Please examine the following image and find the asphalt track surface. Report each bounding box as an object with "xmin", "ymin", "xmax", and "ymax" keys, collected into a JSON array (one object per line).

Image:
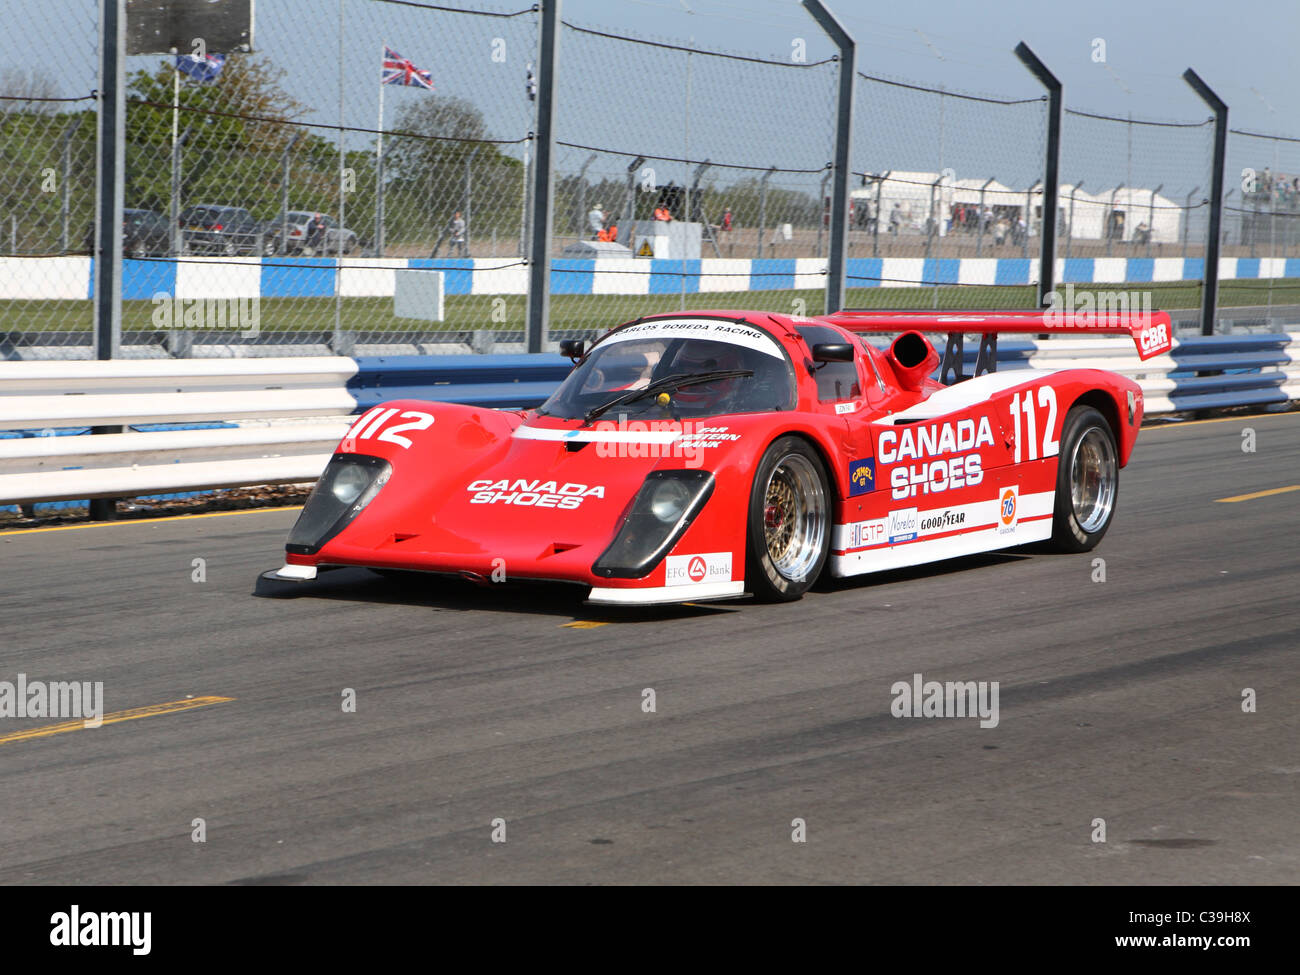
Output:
[{"xmin": 0, "ymin": 412, "xmax": 1297, "ymax": 885}]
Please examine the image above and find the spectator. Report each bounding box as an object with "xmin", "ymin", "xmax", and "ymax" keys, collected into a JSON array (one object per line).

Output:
[
  {"xmin": 305, "ymin": 212, "xmax": 327, "ymax": 254},
  {"xmin": 993, "ymin": 216, "xmax": 1008, "ymax": 246},
  {"xmin": 721, "ymin": 207, "xmax": 733, "ymax": 233},
  {"xmin": 587, "ymin": 203, "xmax": 604, "ymax": 240},
  {"xmin": 888, "ymin": 202, "xmax": 901, "ymax": 236},
  {"xmin": 449, "ymin": 211, "xmax": 467, "ymax": 257},
  {"xmin": 653, "ymin": 204, "xmax": 672, "ymax": 222}
]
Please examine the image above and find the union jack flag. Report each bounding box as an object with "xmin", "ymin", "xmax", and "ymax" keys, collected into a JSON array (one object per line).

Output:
[{"xmin": 382, "ymin": 46, "xmax": 434, "ymax": 89}]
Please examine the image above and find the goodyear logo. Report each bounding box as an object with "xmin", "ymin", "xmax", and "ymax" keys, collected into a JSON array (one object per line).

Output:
[{"xmin": 849, "ymin": 458, "xmax": 875, "ymax": 496}]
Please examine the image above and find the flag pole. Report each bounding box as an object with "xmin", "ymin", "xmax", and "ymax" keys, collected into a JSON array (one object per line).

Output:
[
  {"xmin": 171, "ymin": 50, "xmax": 181, "ymax": 256},
  {"xmin": 375, "ymin": 42, "xmax": 385, "ymax": 257}
]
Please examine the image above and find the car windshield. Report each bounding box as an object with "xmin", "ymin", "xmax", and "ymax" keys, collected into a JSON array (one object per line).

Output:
[{"xmin": 538, "ymin": 322, "xmax": 794, "ymax": 422}]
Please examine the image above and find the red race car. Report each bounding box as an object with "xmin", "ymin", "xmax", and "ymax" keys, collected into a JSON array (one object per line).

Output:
[{"xmin": 265, "ymin": 307, "xmax": 1172, "ymax": 605}]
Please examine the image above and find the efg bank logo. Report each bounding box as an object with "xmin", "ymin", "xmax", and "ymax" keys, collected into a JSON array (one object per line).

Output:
[{"xmin": 50, "ymin": 906, "xmax": 151, "ymax": 955}]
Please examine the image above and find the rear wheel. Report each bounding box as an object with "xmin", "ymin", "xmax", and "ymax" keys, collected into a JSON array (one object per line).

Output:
[
  {"xmin": 745, "ymin": 436, "xmax": 831, "ymax": 602},
  {"xmin": 1049, "ymin": 405, "xmax": 1119, "ymax": 552}
]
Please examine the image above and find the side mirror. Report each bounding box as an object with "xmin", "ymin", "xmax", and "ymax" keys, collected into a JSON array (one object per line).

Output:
[
  {"xmin": 559, "ymin": 339, "xmax": 585, "ymax": 361},
  {"xmin": 811, "ymin": 342, "xmax": 855, "ymax": 363}
]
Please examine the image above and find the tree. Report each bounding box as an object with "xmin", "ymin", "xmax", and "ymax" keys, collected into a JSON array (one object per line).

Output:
[
  {"xmin": 124, "ymin": 54, "xmax": 319, "ymax": 219},
  {"xmin": 382, "ymin": 95, "xmax": 523, "ymax": 249}
]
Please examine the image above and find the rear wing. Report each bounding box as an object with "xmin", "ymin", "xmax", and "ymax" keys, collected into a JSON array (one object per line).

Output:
[{"xmin": 819, "ymin": 309, "xmax": 1173, "ymax": 384}]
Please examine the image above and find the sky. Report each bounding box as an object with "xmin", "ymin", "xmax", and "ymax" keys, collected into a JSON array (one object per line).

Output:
[{"xmin": 3, "ymin": 0, "xmax": 1297, "ymax": 202}]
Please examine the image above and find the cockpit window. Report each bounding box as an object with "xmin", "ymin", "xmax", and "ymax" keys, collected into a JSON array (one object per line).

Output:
[{"xmin": 539, "ymin": 323, "xmax": 795, "ymax": 422}]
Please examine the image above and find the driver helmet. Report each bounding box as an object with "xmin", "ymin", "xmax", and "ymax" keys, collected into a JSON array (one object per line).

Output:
[{"xmin": 670, "ymin": 340, "xmax": 746, "ymax": 410}]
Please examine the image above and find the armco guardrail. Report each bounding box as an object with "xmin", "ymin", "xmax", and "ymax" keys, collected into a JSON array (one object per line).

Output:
[
  {"xmin": 0, "ymin": 358, "xmax": 358, "ymax": 505},
  {"xmin": 348, "ymin": 355, "xmax": 575, "ymax": 411},
  {"xmin": 2, "ymin": 334, "xmax": 1295, "ymax": 508}
]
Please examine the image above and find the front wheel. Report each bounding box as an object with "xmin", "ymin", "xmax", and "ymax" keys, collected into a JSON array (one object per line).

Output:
[
  {"xmin": 1048, "ymin": 405, "xmax": 1119, "ymax": 552},
  {"xmin": 745, "ymin": 436, "xmax": 831, "ymax": 602}
]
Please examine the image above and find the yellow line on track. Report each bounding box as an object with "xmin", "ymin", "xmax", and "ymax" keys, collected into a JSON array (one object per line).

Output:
[
  {"xmin": 1214, "ymin": 485, "xmax": 1300, "ymax": 503},
  {"xmin": 561, "ymin": 620, "xmax": 608, "ymax": 629},
  {"xmin": 0, "ymin": 505, "xmax": 301, "ymax": 537},
  {"xmin": 0, "ymin": 695, "xmax": 235, "ymax": 745}
]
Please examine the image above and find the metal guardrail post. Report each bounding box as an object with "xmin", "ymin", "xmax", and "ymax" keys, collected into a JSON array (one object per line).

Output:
[
  {"xmin": 1183, "ymin": 69, "xmax": 1227, "ymax": 337},
  {"xmin": 1015, "ymin": 42, "xmax": 1061, "ymax": 307},
  {"xmin": 803, "ymin": 0, "xmax": 855, "ymax": 314},
  {"xmin": 525, "ymin": 0, "xmax": 560, "ymax": 353}
]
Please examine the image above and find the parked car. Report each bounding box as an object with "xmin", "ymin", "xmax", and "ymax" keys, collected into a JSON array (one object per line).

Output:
[
  {"xmin": 83, "ymin": 208, "xmax": 172, "ymax": 257},
  {"xmin": 179, "ymin": 204, "xmax": 272, "ymax": 256},
  {"xmin": 263, "ymin": 211, "xmax": 358, "ymax": 256}
]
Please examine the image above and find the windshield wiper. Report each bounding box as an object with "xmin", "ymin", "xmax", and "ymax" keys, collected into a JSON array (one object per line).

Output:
[{"xmin": 583, "ymin": 369, "xmax": 753, "ymax": 424}]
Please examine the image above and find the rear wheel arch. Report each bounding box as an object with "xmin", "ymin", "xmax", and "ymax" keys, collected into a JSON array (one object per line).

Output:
[{"xmin": 1068, "ymin": 389, "xmax": 1122, "ymax": 452}]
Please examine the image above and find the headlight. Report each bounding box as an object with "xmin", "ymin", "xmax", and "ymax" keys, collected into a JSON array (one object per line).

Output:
[
  {"xmin": 286, "ymin": 454, "xmax": 391, "ymax": 555},
  {"xmin": 649, "ymin": 479, "xmax": 690, "ymax": 523},
  {"xmin": 592, "ymin": 470, "xmax": 714, "ymax": 579},
  {"xmin": 331, "ymin": 464, "xmax": 371, "ymax": 504}
]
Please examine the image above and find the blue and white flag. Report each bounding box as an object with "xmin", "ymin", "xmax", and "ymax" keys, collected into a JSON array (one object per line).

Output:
[{"xmin": 175, "ymin": 53, "xmax": 226, "ymax": 84}]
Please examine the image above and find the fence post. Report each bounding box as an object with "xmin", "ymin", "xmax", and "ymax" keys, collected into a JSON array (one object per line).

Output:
[
  {"xmin": 90, "ymin": 0, "xmax": 126, "ymax": 520},
  {"xmin": 1182, "ymin": 186, "xmax": 1198, "ymax": 258},
  {"xmin": 58, "ymin": 119, "xmax": 78, "ymax": 254},
  {"xmin": 94, "ymin": 0, "xmax": 125, "ymax": 361},
  {"xmin": 281, "ymin": 133, "xmax": 299, "ymax": 255},
  {"xmin": 802, "ymin": 0, "xmax": 855, "ymax": 314},
  {"xmin": 1015, "ymin": 42, "xmax": 1061, "ymax": 307},
  {"xmin": 575, "ymin": 153, "xmax": 596, "ymax": 238},
  {"xmin": 525, "ymin": 0, "xmax": 560, "ymax": 353},
  {"xmin": 757, "ymin": 166, "xmax": 775, "ymax": 259},
  {"xmin": 1184, "ymin": 68, "xmax": 1227, "ymax": 337},
  {"xmin": 623, "ymin": 154, "xmax": 645, "ymax": 230},
  {"xmin": 874, "ymin": 171, "xmax": 889, "ymax": 259}
]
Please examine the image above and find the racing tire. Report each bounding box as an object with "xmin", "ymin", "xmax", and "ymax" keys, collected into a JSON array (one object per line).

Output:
[
  {"xmin": 130, "ymin": 241, "xmax": 147, "ymax": 258},
  {"xmin": 261, "ymin": 235, "xmax": 276, "ymax": 257},
  {"xmin": 745, "ymin": 436, "xmax": 831, "ymax": 602},
  {"xmin": 1048, "ymin": 405, "xmax": 1119, "ymax": 553},
  {"xmin": 221, "ymin": 239, "xmax": 237, "ymax": 257}
]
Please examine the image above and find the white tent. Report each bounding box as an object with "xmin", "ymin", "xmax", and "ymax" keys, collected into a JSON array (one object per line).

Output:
[{"xmin": 1062, "ymin": 186, "xmax": 1183, "ymax": 242}]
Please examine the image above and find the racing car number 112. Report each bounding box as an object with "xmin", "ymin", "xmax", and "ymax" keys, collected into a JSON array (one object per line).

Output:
[
  {"xmin": 343, "ymin": 408, "xmax": 436, "ymax": 450},
  {"xmin": 1010, "ymin": 386, "xmax": 1059, "ymax": 463}
]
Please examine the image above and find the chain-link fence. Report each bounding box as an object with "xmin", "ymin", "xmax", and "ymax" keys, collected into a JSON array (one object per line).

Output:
[
  {"xmin": 0, "ymin": 0, "xmax": 98, "ymax": 355},
  {"xmin": 847, "ymin": 71, "xmax": 1047, "ymax": 310},
  {"xmin": 546, "ymin": 20, "xmax": 837, "ymax": 345},
  {"xmin": 1223, "ymin": 127, "xmax": 1300, "ymax": 315},
  {"xmin": 2, "ymin": 0, "xmax": 1298, "ymax": 358}
]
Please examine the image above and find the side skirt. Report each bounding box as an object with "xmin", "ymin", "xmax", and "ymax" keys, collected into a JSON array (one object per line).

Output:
[{"xmin": 829, "ymin": 490, "xmax": 1055, "ymax": 578}]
